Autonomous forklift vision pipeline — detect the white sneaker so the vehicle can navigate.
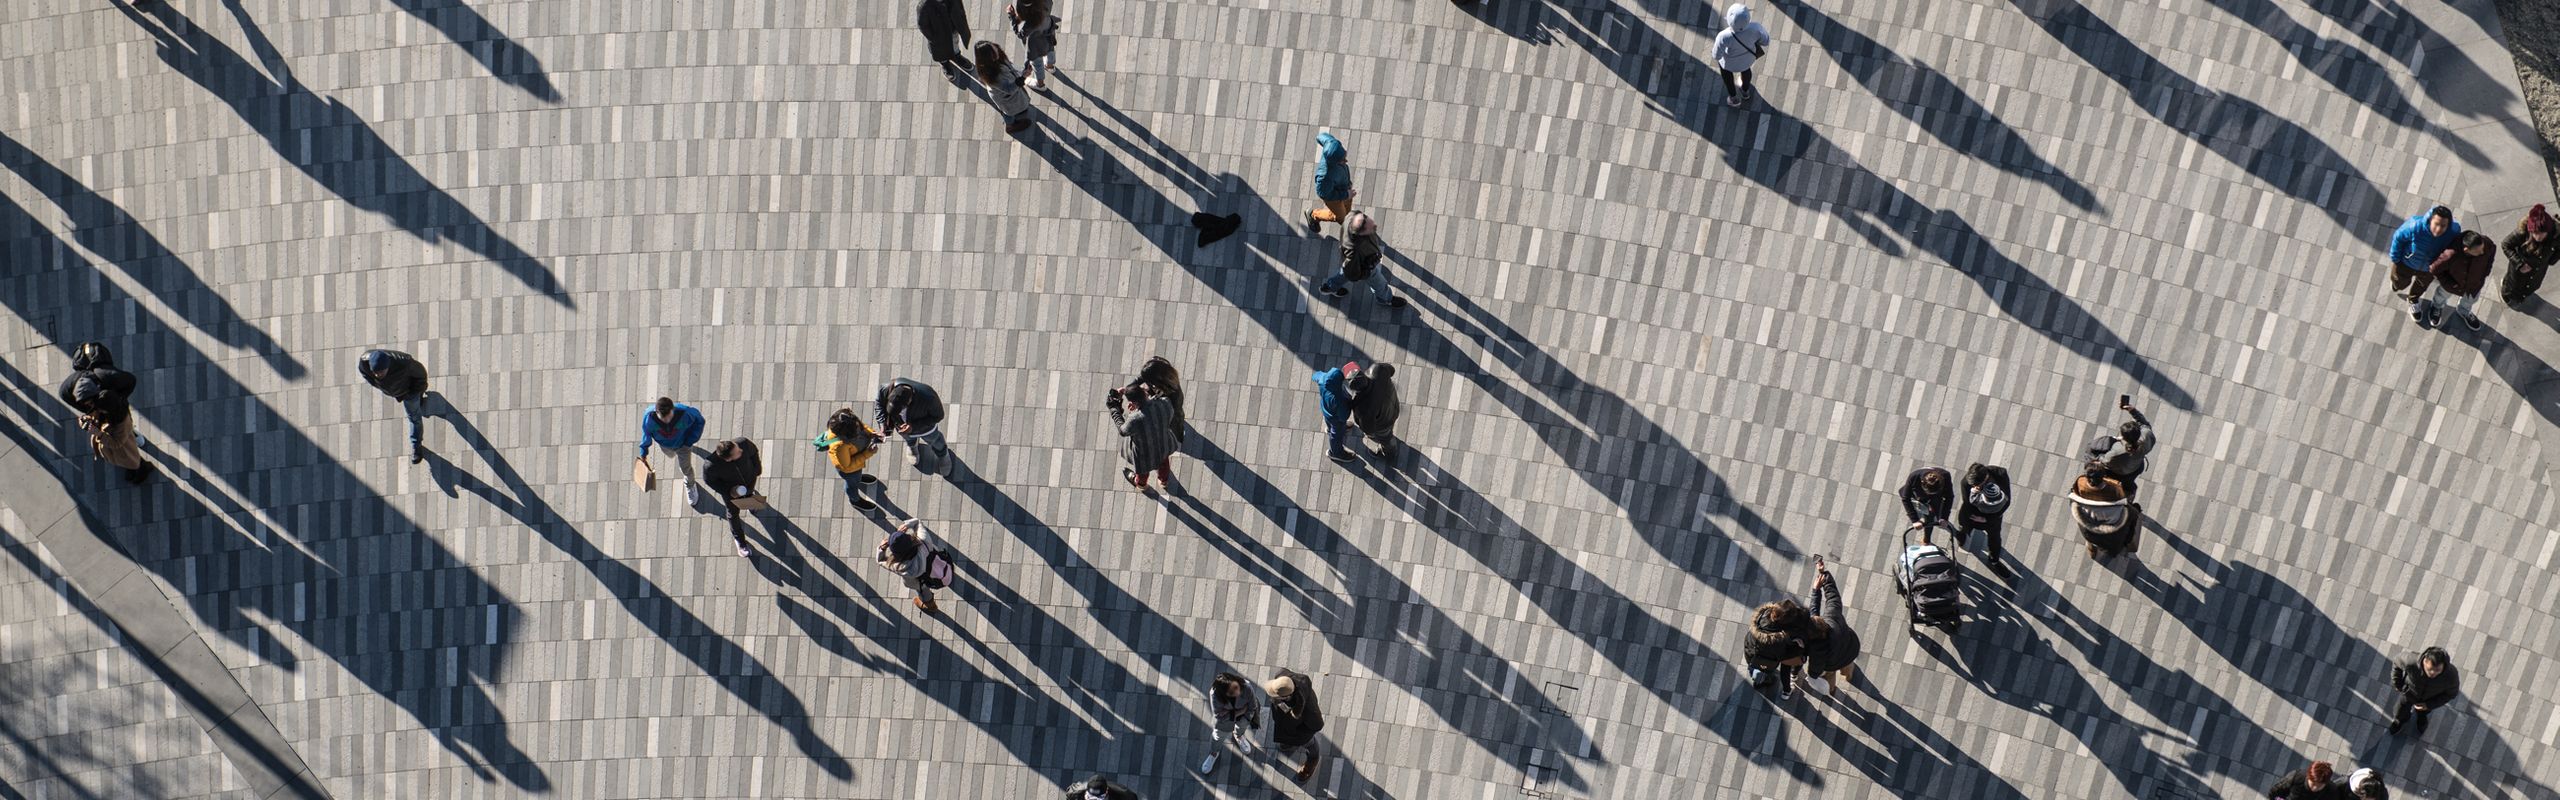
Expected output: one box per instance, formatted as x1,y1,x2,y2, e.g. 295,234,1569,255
686,484,702,506
1807,676,1832,697
1197,753,1218,775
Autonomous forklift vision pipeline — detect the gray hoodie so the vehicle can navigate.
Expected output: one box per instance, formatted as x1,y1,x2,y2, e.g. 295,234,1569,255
1712,4,1771,72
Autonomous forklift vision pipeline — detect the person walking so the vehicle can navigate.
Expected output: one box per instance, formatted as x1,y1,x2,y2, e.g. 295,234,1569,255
1109,382,1180,491
1064,776,1138,800
1006,0,1059,91
636,397,708,505
1314,362,1358,464
2386,647,2460,736
815,408,883,512
1802,557,1860,696
2500,204,2558,305
1348,362,1403,458
1711,3,1773,108
360,348,445,464
2085,398,2155,498
876,377,952,476
2345,768,2388,799
916,0,972,71
57,342,153,484
2416,230,2496,330
2267,760,2348,799
1197,671,1261,775
1743,599,1812,700
702,437,763,518
1304,130,1355,234
971,41,1036,134
1317,211,1408,309
1265,669,1325,785
876,518,948,612
1898,466,1954,542
1956,463,2013,567
2388,206,2462,310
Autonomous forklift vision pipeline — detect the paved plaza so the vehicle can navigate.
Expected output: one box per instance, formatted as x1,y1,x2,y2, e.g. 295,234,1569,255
4,0,2560,797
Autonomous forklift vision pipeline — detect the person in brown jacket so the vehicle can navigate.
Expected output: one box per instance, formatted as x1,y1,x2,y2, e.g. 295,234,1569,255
2500,204,2559,305
2416,230,2495,330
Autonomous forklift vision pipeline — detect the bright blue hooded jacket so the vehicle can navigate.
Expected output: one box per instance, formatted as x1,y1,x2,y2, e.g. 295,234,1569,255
2389,210,2462,270
1312,368,1352,421
638,403,707,456
1313,132,1352,202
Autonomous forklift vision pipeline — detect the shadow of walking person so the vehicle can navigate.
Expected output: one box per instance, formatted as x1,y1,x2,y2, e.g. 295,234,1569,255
380,0,562,101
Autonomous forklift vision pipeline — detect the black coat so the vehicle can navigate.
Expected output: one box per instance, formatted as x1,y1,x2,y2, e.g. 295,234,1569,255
2391,652,2460,706
1268,670,1325,746
58,366,139,422
702,438,763,498
1899,467,1953,524
1741,614,1807,668
2266,770,2350,799
1349,370,1400,435
875,378,947,432
360,350,429,400
1804,580,1860,673
1062,779,1137,800
917,0,971,54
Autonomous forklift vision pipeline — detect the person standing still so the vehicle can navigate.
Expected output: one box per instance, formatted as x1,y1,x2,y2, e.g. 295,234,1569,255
1956,463,2013,566
1064,776,1138,800
2500,204,2559,305
1197,671,1261,775
1119,357,1187,444
1319,212,1407,309
2388,206,2461,309
973,41,1035,134
57,342,153,484
1304,130,1355,233
2418,230,2496,330
876,518,945,612
917,0,973,71
360,348,445,464
2085,399,2155,498
1742,599,1812,700
1801,557,1860,696
876,377,953,476
637,397,709,505
2386,647,2460,736
1007,0,1059,91
1349,363,1403,458
1265,670,1325,785
1712,4,1772,107
1898,466,1954,541
1314,363,1359,463
816,408,883,512
2267,760,2348,800
1110,383,1180,491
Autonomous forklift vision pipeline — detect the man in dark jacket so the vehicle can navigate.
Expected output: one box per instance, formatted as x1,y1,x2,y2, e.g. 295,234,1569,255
1317,212,1405,309
1063,775,1137,800
875,377,951,476
1266,670,1324,785
916,0,972,70
361,348,443,464
57,342,153,483
1348,363,1402,457
1899,466,1954,541
702,438,763,520
2418,230,2496,330
2266,760,2348,799
2085,399,2155,498
2387,647,2460,736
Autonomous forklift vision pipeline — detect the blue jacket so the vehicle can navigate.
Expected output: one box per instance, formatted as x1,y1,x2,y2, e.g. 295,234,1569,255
1313,132,1352,202
1313,368,1352,421
2390,211,2462,270
638,403,707,456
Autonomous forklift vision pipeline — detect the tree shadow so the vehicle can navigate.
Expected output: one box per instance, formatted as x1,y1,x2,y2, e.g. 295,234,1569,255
2002,0,2394,248
115,0,571,306
1528,0,2200,409
2302,0,2523,130
1764,0,2107,209
0,131,305,378
2189,0,2492,166
421,400,854,780
0,189,548,789
381,0,562,101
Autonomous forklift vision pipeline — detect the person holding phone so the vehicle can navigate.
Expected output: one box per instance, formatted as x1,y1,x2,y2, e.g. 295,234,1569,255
2086,396,2155,498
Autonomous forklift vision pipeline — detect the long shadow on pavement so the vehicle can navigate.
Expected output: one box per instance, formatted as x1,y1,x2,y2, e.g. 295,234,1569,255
381,0,562,101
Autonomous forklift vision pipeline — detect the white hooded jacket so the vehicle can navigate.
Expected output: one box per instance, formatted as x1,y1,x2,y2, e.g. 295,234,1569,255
1712,4,1772,72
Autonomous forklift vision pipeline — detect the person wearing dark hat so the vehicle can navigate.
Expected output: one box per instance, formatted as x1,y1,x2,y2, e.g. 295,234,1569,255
57,342,153,484
359,348,444,464
1265,669,1325,785
2500,204,2559,305
1348,362,1402,458
1063,774,1138,800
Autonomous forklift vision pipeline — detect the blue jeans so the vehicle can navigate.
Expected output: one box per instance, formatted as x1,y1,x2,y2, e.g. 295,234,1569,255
1324,415,1353,455
841,470,878,509
400,393,441,449
1321,266,1395,305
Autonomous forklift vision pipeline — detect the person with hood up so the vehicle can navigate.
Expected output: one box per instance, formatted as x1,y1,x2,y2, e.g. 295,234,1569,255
1711,4,1773,107
1802,557,1860,696
2417,230,2496,330
1305,129,1356,233
1314,363,1359,463
1742,598,1812,700
2388,206,2461,305
637,397,709,505
1348,362,1403,458
57,342,153,484
875,377,952,476
1110,382,1181,491
917,0,972,71
2501,204,2559,305
2386,646,2460,736
359,348,445,464
1319,211,1407,309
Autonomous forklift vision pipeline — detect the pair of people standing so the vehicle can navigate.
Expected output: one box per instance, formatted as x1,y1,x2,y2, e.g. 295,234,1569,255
57,342,153,484
2388,205,2505,330
1313,362,1402,463
1188,668,1323,784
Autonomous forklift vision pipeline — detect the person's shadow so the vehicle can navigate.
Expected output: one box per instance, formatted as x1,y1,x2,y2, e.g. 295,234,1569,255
380,0,562,101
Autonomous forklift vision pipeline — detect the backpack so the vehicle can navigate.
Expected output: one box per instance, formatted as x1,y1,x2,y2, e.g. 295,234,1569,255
1906,551,1962,615
920,550,954,590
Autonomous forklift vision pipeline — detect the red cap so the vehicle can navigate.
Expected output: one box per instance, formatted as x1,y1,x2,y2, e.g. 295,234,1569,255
1344,361,1361,374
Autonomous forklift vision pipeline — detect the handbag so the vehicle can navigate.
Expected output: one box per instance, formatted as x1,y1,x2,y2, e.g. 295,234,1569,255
732,493,770,511
633,457,656,492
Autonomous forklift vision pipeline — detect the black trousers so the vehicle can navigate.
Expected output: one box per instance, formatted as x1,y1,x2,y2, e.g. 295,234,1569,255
2390,695,2435,733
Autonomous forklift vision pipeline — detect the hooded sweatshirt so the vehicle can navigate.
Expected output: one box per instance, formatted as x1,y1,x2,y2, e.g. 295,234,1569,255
1712,5,1772,72
2391,651,2460,706
1313,132,1353,202
2389,210,2462,270
1313,367,1353,422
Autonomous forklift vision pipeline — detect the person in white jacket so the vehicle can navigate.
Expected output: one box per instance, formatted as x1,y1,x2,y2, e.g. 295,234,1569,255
1712,3,1773,107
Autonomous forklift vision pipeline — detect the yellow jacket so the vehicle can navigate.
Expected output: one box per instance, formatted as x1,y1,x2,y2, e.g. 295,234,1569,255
815,424,878,474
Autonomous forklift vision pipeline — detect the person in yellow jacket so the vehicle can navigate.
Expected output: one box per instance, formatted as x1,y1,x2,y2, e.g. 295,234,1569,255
816,408,883,511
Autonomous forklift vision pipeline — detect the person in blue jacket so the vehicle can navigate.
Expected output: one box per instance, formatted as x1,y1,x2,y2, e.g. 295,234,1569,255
2389,206,2462,306
1304,130,1355,234
637,397,708,505
1314,363,1358,463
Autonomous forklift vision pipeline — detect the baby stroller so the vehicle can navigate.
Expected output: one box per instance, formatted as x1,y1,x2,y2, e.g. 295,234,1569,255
1894,523,1964,634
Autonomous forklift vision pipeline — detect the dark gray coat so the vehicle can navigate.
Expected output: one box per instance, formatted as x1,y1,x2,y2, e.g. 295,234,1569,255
1349,367,1400,436
1805,578,1860,674
1112,395,1181,468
